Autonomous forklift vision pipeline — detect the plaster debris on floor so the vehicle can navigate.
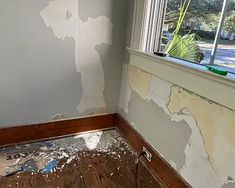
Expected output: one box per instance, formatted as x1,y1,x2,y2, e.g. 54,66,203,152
0,130,134,177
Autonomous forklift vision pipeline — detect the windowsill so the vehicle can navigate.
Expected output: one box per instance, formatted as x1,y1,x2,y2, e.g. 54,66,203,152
127,48,235,111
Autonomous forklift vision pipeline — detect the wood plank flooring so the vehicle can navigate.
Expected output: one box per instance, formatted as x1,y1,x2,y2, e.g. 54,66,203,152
0,130,162,188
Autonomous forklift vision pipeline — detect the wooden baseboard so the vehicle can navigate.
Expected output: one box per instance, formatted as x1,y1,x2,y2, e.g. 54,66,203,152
116,114,191,188
0,114,116,146
0,113,190,187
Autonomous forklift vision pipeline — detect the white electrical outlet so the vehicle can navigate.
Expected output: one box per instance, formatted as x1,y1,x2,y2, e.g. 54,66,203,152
143,146,152,162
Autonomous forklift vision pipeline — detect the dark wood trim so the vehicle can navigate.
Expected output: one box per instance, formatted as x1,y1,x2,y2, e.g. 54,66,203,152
0,113,191,187
0,114,116,146
116,114,192,188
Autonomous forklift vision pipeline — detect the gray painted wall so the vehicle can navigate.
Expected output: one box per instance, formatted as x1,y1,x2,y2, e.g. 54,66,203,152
0,0,128,127
119,1,235,187
119,64,235,188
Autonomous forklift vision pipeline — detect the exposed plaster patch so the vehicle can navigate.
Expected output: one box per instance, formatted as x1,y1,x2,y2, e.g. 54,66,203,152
126,91,191,172
119,64,131,113
128,65,150,100
175,110,221,188
147,76,172,113
40,0,112,114
145,76,220,187
123,66,233,187
40,0,79,41
168,86,235,185
77,16,112,113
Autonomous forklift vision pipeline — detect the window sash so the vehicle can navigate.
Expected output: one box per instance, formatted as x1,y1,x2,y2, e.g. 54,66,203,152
210,0,229,64
143,0,230,66
142,0,167,52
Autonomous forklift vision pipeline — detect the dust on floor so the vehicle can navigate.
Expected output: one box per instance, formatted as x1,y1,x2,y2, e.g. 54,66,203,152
0,130,161,188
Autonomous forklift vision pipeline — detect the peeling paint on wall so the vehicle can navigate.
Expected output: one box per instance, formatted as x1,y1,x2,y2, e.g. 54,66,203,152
168,86,235,185
119,64,235,188
0,0,83,126
40,0,79,41
171,108,221,188
119,64,131,113
77,16,112,113
120,69,192,170
40,0,112,114
146,75,220,187
147,76,172,113
0,0,127,126
128,65,150,100
124,91,191,171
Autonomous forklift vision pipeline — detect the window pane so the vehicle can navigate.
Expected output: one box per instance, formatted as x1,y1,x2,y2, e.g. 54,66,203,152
214,0,235,70
161,0,223,65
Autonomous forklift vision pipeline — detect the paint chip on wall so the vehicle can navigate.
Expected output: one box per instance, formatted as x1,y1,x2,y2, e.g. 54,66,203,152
128,65,150,100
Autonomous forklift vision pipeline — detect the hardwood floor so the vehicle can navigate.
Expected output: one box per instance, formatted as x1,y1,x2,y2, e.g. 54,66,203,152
0,130,162,188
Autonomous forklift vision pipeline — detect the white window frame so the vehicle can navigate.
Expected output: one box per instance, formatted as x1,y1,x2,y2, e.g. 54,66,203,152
141,0,231,66
128,0,235,112
140,0,167,52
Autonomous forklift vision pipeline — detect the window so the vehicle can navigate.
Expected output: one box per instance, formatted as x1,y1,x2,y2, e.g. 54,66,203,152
142,0,235,74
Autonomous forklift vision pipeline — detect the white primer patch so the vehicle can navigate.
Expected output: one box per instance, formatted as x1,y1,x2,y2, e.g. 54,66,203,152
74,132,102,150
147,76,172,112
40,0,112,114
77,16,112,113
119,64,131,114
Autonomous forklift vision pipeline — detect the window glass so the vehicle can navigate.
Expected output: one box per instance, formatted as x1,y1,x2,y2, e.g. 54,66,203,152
214,0,235,69
160,0,223,65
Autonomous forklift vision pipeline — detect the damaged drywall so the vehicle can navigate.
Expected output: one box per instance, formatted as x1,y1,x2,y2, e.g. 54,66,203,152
168,86,235,185
123,91,192,171
77,16,112,113
119,64,235,188
148,75,221,187
40,0,112,114
128,65,151,100
0,0,128,126
0,0,82,126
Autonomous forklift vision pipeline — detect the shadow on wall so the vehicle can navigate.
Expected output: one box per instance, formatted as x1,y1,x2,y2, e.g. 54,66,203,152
77,0,130,115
